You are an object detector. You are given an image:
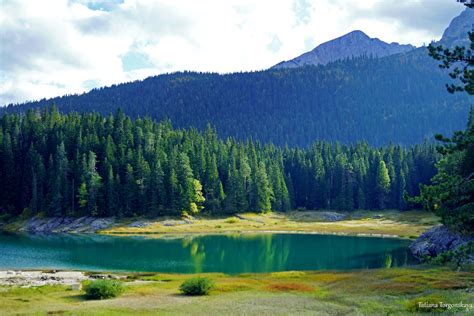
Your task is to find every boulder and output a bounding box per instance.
[128,221,151,228]
[71,283,82,291]
[319,212,348,222]
[162,220,186,227]
[410,225,474,262]
[90,218,114,231]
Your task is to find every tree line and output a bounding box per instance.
[0,109,439,219]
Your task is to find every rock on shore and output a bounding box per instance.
[410,225,474,262]
[0,271,88,287]
[0,270,125,287]
[19,216,115,233]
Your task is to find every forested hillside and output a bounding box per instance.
[2,53,469,147]
[0,109,438,218]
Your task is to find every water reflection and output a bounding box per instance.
[0,233,415,273]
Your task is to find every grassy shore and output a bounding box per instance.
[102,210,440,239]
[0,266,472,315]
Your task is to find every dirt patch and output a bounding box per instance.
[265,282,314,292]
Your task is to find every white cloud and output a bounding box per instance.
[0,0,465,105]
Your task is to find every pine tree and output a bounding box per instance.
[169,167,180,213]
[255,162,273,213]
[105,162,116,216]
[375,159,391,209]
[86,151,102,216]
[176,153,196,212]
[150,160,166,215]
[189,179,205,215]
[204,154,225,213]
[124,163,136,216]
[77,181,88,214]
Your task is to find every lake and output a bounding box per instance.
[0,233,415,273]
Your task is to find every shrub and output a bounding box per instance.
[84,279,124,300]
[19,208,30,220]
[225,217,238,224]
[179,277,214,296]
[427,242,474,269]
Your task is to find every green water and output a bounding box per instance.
[0,233,415,273]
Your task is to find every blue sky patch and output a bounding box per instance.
[122,49,154,72]
[72,0,124,12]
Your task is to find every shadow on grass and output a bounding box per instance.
[62,293,88,303]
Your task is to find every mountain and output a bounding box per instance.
[272,30,415,69]
[439,8,474,47]
[1,10,471,147]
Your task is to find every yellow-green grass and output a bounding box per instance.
[1,266,472,315]
[102,210,440,239]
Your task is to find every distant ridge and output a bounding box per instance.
[272,30,415,69]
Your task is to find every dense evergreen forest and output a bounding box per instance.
[2,52,470,147]
[0,109,439,218]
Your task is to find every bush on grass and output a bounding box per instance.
[179,277,214,296]
[84,279,124,300]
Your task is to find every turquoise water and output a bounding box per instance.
[0,233,415,273]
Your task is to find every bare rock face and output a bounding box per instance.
[439,8,474,48]
[410,225,474,262]
[272,30,415,69]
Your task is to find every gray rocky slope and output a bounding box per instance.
[439,8,474,47]
[272,30,415,69]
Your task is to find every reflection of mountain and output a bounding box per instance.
[0,233,416,273]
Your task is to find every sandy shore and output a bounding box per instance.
[0,270,121,287]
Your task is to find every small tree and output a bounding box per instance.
[77,182,88,213]
[189,179,205,215]
[375,159,391,209]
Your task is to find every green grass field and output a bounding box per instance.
[0,266,473,315]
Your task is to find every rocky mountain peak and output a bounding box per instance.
[272,30,415,69]
[439,8,474,47]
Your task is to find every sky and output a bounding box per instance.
[0,0,465,106]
